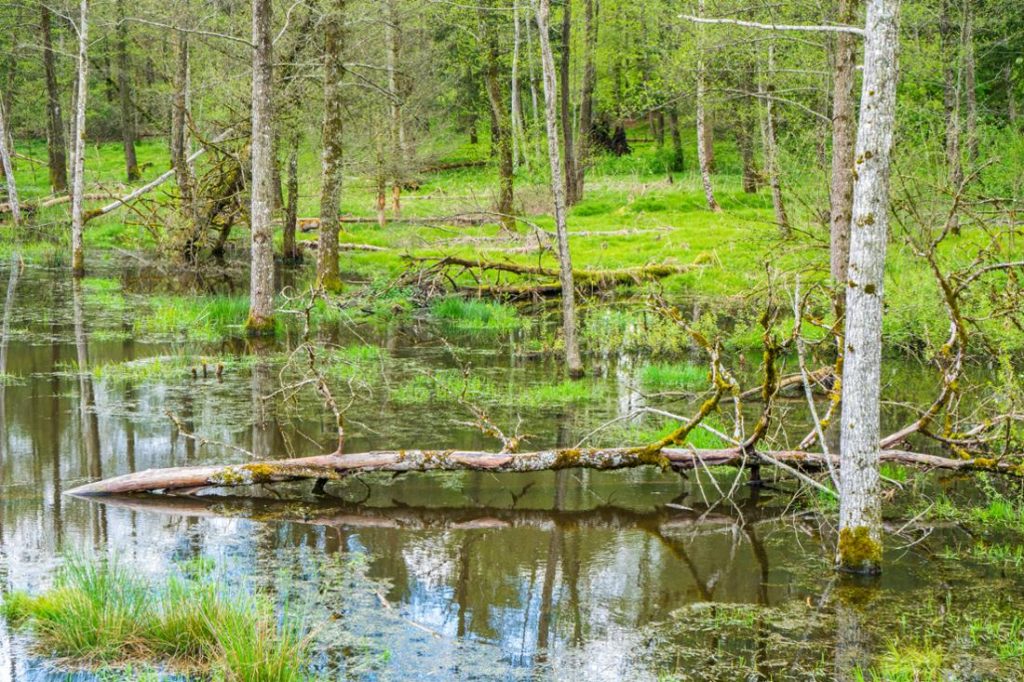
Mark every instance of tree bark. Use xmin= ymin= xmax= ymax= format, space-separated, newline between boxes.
xmin=829 ymin=0 xmax=859 ymax=282
xmin=65 ymin=445 xmax=1022 ymax=497
xmin=40 ymin=4 xmax=68 ymax=193
xmin=1006 ymin=64 xmax=1018 ymax=124
xmin=385 ymin=0 xmax=405 ymax=212
xmin=511 ymin=1 xmax=524 ymax=170
xmin=70 ymin=0 xmax=90 ymax=277
xmin=695 ymin=0 xmax=720 ymax=212
xmin=574 ymin=0 xmax=597 ymax=199
xmin=838 ymin=0 xmax=900 ymax=575
xmin=246 ymin=0 xmax=276 ymax=333
xmin=283 ymin=134 xmax=300 ymax=262
xmin=961 ymin=0 xmax=977 ymax=162
xmin=668 ymin=106 xmax=684 ymax=173
xmin=940 ymin=0 xmax=962 ymax=191
xmin=0 ymin=100 xmax=19 ymax=227
xmin=317 ymin=0 xmax=345 ymax=292
xmin=480 ymin=4 xmax=516 ymax=232
xmin=760 ymin=43 xmax=789 ymax=235
xmin=536 ymin=0 xmax=583 ymax=378
xmin=115 ymin=0 xmax=139 ymax=182
xmin=559 ymin=0 xmax=578 ymax=206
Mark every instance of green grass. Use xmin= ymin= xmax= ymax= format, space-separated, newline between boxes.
xmin=638 ymin=362 xmax=707 ymax=391
xmin=134 ymin=295 xmax=253 ymax=341
xmin=1 ymin=556 xmax=314 ymax=679
xmin=429 ymin=296 xmax=526 ymax=331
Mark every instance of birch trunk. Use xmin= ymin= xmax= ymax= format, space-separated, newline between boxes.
xmin=695 ymin=0 xmax=720 ymax=212
xmin=536 ymin=0 xmax=583 ymax=378
xmin=70 ymin=0 xmax=89 ymax=277
xmin=246 ymin=0 xmax=276 ymax=333
xmin=40 ymin=4 xmax=68 ymax=193
xmin=559 ymin=0 xmax=577 ymax=206
xmin=838 ymin=0 xmax=900 ymax=575
xmin=0 ymin=100 xmax=19 ymax=227
xmin=829 ymin=0 xmax=859 ymax=281
xmin=317 ymin=0 xmax=345 ymax=292
xmin=760 ymin=43 xmax=789 ymax=235
xmin=115 ymin=0 xmax=138 ymax=181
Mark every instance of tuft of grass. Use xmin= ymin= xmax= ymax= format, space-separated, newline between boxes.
xmin=135 ymin=295 xmax=253 ymax=341
xmin=429 ymin=296 xmax=525 ymax=331
xmin=1 ymin=557 xmax=314 ymax=679
xmin=638 ymin=362 xmax=707 ymax=391
xmin=874 ymin=640 xmax=945 ymax=681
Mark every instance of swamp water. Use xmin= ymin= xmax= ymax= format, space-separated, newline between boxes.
xmin=0 ymin=262 xmax=1022 ymax=681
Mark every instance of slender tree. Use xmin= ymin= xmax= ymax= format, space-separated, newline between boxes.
xmin=536 ymin=0 xmax=583 ymax=378
xmin=559 ymin=0 xmax=578 ymax=206
xmin=962 ymin=0 xmax=978 ymax=162
xmin=115 ymin=0 xmax=139 ymax=181
xmin=0 ymin=99 xmax=19 ymax=226
xmin=40 ymin=3 xmax=68 ymax=193
xmin=838 ymin=0 xmax=901 ymax=575
xmin=574 ymin=0 xmax=597 ymax=199
xmin=760 ymin=42 xmax=789 ymax=235
xmin=283 ymin=134 xmax=300 ymax=263
xmin=695 ymin=0 xmax=721 ymax=212
xmin=246 ymin=0 xmax=276 ymax=333
xmin=829 ymin=0 xmax=859 ymax=281
xmin=385 ymin=0 xmax=405 ymax=216
xmin=317 ymin=0 xmax=345 ymax=292
xmin=70 ymin=0 xmax=90 ymax=277
xmin=479 ymin=3 xmax=516 ymax=232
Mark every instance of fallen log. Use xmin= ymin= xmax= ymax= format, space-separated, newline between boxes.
xmin=412 ymin=255 xmax=693 ymax=287
xmin=298 ymin=213 xmax=490 ymax=232
xmin=1 ymin=192 xmax=117 ymax=214
xmin=739 ymin=367 xmax=834 ymax=400
xmin=65 ymin=445 xmax=1024 ymax=497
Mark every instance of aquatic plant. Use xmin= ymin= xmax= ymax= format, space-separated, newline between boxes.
xmin=429 ymin=296 xmax=526 ymax=331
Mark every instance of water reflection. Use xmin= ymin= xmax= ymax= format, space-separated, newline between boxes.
xmin=0 ymin=263 xmax=1020 ymax=680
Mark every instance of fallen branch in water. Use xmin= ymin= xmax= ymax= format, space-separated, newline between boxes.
xmin=65 ymin=445 xmax=1024 ymax=496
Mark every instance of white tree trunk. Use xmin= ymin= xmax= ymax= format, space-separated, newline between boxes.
xmin=0 ymin=99 xmax=20 ymax=227
xmin=385 ymin=0 xmax=404 ymax=216
xmin=695 ymin=0 xmax=720 ymax=212
xmin=511 ymin=1 xmax=524 ymax=170
xmin=760 ymin=43 xmax=789 ymax=234
xmin=838 ymin=0 xmax=900 ymax=575
xmin=70 ymin=0 xmax=89 ymax=276
xmin=536 ymin=0 xmax=583 ymax=378
xmin=247 ymin=0 xmax=276 ymax=334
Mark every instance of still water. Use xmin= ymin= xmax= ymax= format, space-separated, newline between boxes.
xmin=0 ymin=261 xmax=1021 ymax=680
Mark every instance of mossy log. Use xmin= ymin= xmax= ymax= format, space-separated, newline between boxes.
xmin=413 ymin=255 xmax=692 ymax=287
xmin=65 ymin=446 xmax=1024 ymax=497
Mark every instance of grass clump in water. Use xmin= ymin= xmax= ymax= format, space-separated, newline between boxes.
xmin=1 ymin=556 xmax=314 ymax=680
xmin=429 ymin=296 xmax=525 ymax=331
xmin=638 ymin=362 xmax=707 ymax=391
xmin=135 ymin=295 xmax=254 ymax=341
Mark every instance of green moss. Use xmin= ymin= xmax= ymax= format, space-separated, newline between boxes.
xmin=837 ymin=526 xmax=883 ymax=574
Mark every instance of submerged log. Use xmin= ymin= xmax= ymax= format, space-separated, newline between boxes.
xmin=65 ymin=445 xmax=1024 ymax=497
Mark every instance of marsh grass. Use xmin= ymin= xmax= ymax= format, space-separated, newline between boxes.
xmin=389 ymin=369 xmax=606 ymax=408
xmin=1 ymin=557 xmax=315 ymax=680
xmin=638 ymin=362 xmax=707 ymax=391
xmin=429 ymin=296 xmax=526 ymax=331
xmin=135 ymin=295 xmax=254 ymax=341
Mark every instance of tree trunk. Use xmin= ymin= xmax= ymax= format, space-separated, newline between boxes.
xmin=282 ymin=134 xmax=300 ymax=263
xmin=246 ymin=0 xmax=276 ymax=334
xmin=961 ymin=0 xmax=977 ymax=163
xmin=115 ymin=0 xmax=138 ymax=181
xmin=317 ymin=0 xmax=345 ymax=293
xmin=171 ymin=12 xmax=203 ymax=261
xmin=838 ymin=0 xmax=900 ymax=575
xmin=536 ymin=0 xmax=583 ymax=379
xmin=40 ymin=4 xmax=68 ymax=193
xmin=760 ymin=43 xmax=789 ymax=235
xmin=0 ymin=100 xmax=19 ymax=227
xmin=70 ymin=0 xmax=90 ymax=278
xmin=695 ymin=0 xmax=720 ymax=212
xmin=511 ymin=1 xmax=524 ymax=170
xmin=1006 ymin=64 xmax=1018 ymax=124
xmin=480 ymin=5 xmax=516 ymax=232
xmin=736 ymin=72 xmax=759 ymax=194
xmin=941 ymin=0 xmax=962 ymax=191
xmin=668 ymin=106 xmax=684 ymax=173
xmin=559 ymin=0 xmax=578 ymax=206
xmin=829 ymin=0 xmax=859 ymax=281
xmin=386 ymin=0 xmax=405 ymax=210
xmin=575 ymin=0 xmax=597 ymax=199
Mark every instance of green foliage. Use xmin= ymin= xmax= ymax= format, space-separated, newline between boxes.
xmin=429 ymin=296 xmax=525 ymax=331
xmin=1 ymin=556 xmax=314 ymax=679
xmin=638 ymin=362 xmax=707 ymax=391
